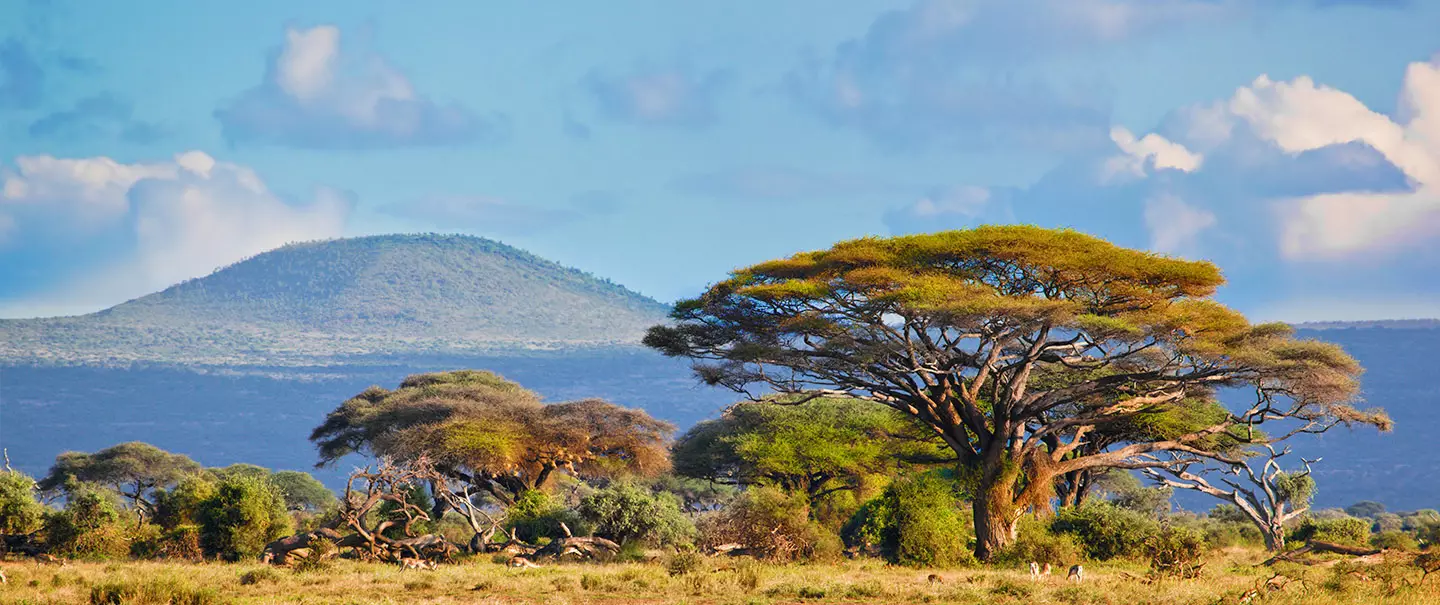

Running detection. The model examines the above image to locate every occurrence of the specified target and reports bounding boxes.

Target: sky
[1,0,1438,321]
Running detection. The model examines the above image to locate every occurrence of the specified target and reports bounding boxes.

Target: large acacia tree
[37,442,201,520]
[310,370,674,507]
[645,226,1387,560]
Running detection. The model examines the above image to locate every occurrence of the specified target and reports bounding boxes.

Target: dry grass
[1,550,1439,604]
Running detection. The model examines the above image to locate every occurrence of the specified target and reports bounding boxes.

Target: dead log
[1264,540,1383,566]
[533,536,621,561]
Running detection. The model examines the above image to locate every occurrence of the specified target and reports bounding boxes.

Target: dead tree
[1144,444,1318,552]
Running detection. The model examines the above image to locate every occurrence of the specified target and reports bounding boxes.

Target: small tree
[311,370,673,506]
[579,482,695,547]
[1144,444,1318,551]
[270,470,337,512]
[38,442,201,520]
[0,469,45,535]
[198,474,293,561]
[672,396,948,503]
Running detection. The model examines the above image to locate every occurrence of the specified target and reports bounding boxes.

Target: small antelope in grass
[398,557,437,571]
[1043,563,1052,576]
[927,573,943,585]
[1067,564,1084,583]
[1029,561,1041,579]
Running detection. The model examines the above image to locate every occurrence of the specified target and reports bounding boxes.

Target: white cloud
[584,64,732,129]
[215,25,504,148]
[1144,193,1215,255]
[1103,126,1204,181]
[0,152,350,316]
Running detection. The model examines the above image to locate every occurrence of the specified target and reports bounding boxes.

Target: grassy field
[3,550,1440,605]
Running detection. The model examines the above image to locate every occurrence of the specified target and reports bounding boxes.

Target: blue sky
[1,0,1438,321]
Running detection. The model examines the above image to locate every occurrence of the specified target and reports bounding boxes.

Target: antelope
[0,568,7,584]
[927,573,943,585]
[1043,563,1052,576]
[508,556,541,569]
[36,554,65,566]
[399,558,437,571]
[1029,561,1041,579]
[1067,564,1084,583]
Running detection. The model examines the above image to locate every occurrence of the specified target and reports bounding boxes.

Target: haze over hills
[0,234,671,365]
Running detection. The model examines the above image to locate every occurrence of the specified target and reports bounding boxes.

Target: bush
[44,486,130,559]
[238,567,281,586]
[579,482,696,547]
[130,524,205,561]
[1145,525,1206,578]
[0,470,45,534]
[1052,501,1158,560]
[666,550,706,576]
[506,490,588,543]
[1370,530,1418,551]
[699,486,840,562]
[153,475,218,530]
[1290,516,1370,547]
[842,474,974,567]
[1195,519,1262,549]
[198,475,293,561]
[994,518,1083,566]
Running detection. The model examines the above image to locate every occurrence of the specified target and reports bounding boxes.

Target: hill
[0,234,671,365]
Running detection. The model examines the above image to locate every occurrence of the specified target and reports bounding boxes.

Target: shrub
[130,524,204,561]
[1196,519,1262,549]
[699,486,840,562]
[198,475,293,561]
[291,538,337,574]
[579,482,696,547]
[666,550,706,576]
[1290,516,1370,547]
[842,474,974,567]
[1144,525,1206,578]
[0,470,45,534]
[238,567,281,586]
[506,490,588,543]
[1345,500,1386,519]
[44,486,130,559]
[153,474,218,530]
[1370,530,1418,551]
[1052,501,1158,560]
[994,518,1083,566]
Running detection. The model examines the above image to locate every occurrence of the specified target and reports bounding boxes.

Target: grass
[1,551,1439,604]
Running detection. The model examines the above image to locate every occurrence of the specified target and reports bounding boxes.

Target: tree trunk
[1262,523,1286,552]
[972,473,1020,562]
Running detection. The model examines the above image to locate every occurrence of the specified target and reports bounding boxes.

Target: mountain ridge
[0,234,671,366]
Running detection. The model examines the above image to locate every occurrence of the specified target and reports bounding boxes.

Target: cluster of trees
[0,226,1405,569]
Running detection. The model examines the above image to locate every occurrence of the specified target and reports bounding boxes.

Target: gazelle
[399,557,437,571]
[1067,565,1084,583]
[1029,561,1041,579]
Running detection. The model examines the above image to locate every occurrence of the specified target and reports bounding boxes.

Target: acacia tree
[37,442,201,520]
[645,226,1388,560]
[1144,445,1319,551]
[310,370,674,507]
[673,396,949,501]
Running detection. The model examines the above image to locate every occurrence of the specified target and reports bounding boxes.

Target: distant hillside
[0,234,671,365]
[1294,319,1440,330]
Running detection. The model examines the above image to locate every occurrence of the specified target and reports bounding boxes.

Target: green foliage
[238,567,282,586]
[268,470,336,512]
[1095,470,1172,518]
[842,474,974,568]
[88,576,221,605]
[1370,530,1418,551]
[38,442,201,514]
[0,469,45,534]
[994,518,1083,566]
[44,485,130,559]
[0,234,671,365]
[153,475,218,530]
[1052,501,1159,560]
[505,490,587,543]
[699,486,841,562]
[1291,516,1371,546]
[579,482,695,547]
[672,396,946,505]
[1272,472,1317,508]
[197,475,293,561]
[1144,525,1206,578]
[1207,504,1249,524]
[666,551,706,576]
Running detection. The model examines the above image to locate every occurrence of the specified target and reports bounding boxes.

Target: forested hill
[0,234,671,365]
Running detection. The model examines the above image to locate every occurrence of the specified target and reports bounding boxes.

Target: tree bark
[972,470,1020,562]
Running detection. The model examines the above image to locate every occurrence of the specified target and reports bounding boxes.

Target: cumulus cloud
[584,63,733,129]
[1102,126,1204,182]
[215,25,507,148]
[1143,193,1215,255]
[0,151,350,316]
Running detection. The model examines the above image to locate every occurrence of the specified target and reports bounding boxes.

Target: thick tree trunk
[972,474,1020,562]
[1262,523,1286,552]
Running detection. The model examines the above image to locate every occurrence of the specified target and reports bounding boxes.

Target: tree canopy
[37,442,201,518]
[310,370,674,505]
[645,225,1389,560]
[672,395,949,500]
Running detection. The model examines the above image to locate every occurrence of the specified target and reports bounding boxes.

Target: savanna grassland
[5,552,1440,605]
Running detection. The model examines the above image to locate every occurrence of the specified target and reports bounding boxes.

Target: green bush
[153,475,218,530]
[842,474,973,567]
[44,486,130,559]
[994,518,1083,566]
[1370,530,1418,551]
[1196,519,1263,549]
[1052,501,1158,560]
[699,486,840,562]
[666,550,706,576]
[1144,525,1206,578]
[238,567,281,586]
[198,475,293,561]
[505,490,588,543]
[0,470,45,534]
[1290,516,1370,547]
[579,482,696,547]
